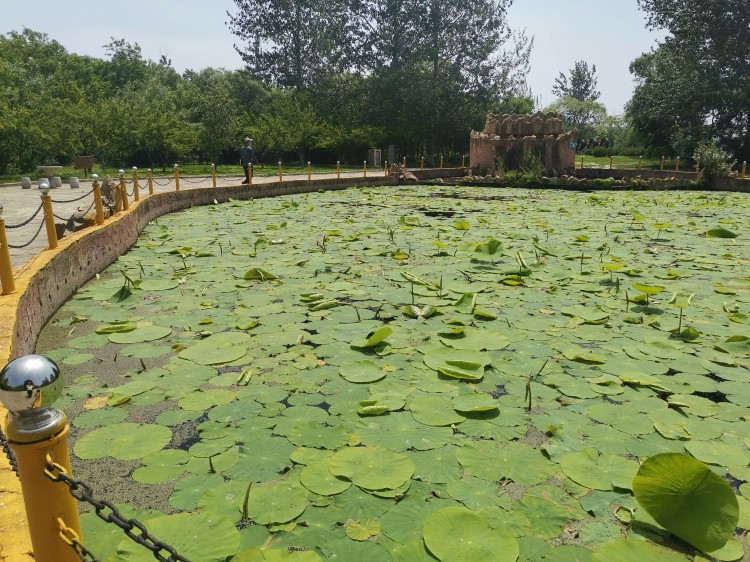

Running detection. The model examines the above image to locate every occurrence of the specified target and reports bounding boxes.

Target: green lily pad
[74,423,172,460]
[423,506,519,562]
[178,331,251,365]
[108,325,172,344]
[339,360,387,383]
[633,453,739,553]
[591,538,690,562]
[351,326,393,348]
[246,480,308,524]
[329,446,414,490]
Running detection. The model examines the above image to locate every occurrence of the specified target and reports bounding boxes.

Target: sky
[2,0,666,115]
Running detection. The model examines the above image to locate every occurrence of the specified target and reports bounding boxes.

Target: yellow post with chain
[402,157,406,168]
[119,171,129,211]
[421,157,424,170]
[0,355,82,562]
[638,156,642,170]
[461,155,465,169]
[211,164,217,188]
[660,156,665,171]
[384,161,388,177]
[39,183,58,250]
[741,161,747,179]
[147,169,154,195]
[695,158,700,173]
[174,164,180,191]
[307,161,311,181]
[0,205,16,294]
[337,161,340,179]
[609,156,613,170]
[580,155,584,170]
[440,156,444,169]
[675,157,680,172]
[92,175,104,226]
[132,167,140,201]
[363,160,367,178]
[249,164,254,185]
[278,162,283,182]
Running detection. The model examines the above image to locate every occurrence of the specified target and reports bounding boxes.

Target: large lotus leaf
[684,440,750,467]
[457,441,555,485]
[351,326,393,348]
[178,331,251,365]
[140,279,180,291]
[319,540,392,562]
[391,541,439,562]
[706,227,739,238]
[447,476,507,511]
[329,446,414,490]
[633,453,739,552]
[246,480,308,524]
[339,360,387,383]
[225,437,296,482]
[440,328,511,351]
[108,325,172,344]
[409,446,463,484]
[74,423,171,460]
[409,396,466,426]
[133,449,189,484]
[169,473,225,510]
[560,449,639,491]
[300,460,352,496]
[591,538,690,562]
[111,512,240,561]
[287,421,350,449]
[178,389,237,411]
[73,407,129,429]
[423,506,519,562]
[452,393,498,412]
[515,497,570,539]
[560,305,609,324]
[263,549,323,561]
[358,412,453,451]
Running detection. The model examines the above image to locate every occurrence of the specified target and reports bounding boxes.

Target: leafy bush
[693,140,736,177]
[520,152,544,179]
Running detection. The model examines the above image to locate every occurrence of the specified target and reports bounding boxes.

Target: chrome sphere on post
[0,355,66,442]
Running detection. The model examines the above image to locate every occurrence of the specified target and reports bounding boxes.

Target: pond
[37,186,750,561]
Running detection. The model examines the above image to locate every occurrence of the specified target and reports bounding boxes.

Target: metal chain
[8,218,45,249]
[51,189,95,204]
[5,202,44,229]
[44,460,191,562]
[127,188,134,197]
[152,178,174,186]
[178,176,207,184]
[0,424,19,476]
[57,517,101,561]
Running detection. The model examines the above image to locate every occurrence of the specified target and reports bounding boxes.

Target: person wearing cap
[240,137,259,184]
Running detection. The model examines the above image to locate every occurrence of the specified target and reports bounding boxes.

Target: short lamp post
[0,355,81,562]
[39,183,58,250]
[0,203,17,294]
[91,174,105,225]
[132,167,140,201]
[118,170,128,211]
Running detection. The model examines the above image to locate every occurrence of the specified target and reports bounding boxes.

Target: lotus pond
[37,185,750,562]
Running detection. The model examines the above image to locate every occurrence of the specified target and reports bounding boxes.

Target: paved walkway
[1,171,370,271]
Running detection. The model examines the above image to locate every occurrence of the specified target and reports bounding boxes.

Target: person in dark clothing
[240,137,259,184]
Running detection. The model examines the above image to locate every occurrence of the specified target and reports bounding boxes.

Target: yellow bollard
[461,155,465,169]
[278,161,283,182]
[384,160,388,177]
[40,184,58,250]
[147,169,154,195]
[440,157,444,169]
[675,157,680,172]
[132,167,140,201]
[741,161,747,179]
[638,156,643,170]
[307,161,311,181]
[174,164,180,191]
[363,160,367,178]
[695,158,700,173]
[0,355,82,562]
[119,172,129,211]
[421,157,424,170]
[609,156,613,170]
[92,175,104,225]
[580,155,584,170]
[337,161,340,179]
[249,164,254,185]
[0,211,16,294]
[660,156,665,171]
[211,164,217,188]
[402,157,406,168]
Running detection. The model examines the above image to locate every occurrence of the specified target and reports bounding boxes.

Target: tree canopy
[629,0,750,160]
[552,60,600,102]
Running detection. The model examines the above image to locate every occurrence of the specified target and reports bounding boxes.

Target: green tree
[544,97,606,140]
[632,0,750,160]
[552,60,600,101]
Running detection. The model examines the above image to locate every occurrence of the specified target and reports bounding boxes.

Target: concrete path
[1,171,371,271]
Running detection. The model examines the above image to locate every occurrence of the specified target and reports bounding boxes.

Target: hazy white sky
[2,0,665,114]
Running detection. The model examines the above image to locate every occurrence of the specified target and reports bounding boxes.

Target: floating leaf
[329,446,414,490]
[351,326,392,348]
[74,423,172,460]
[633,453,739,552]
[706,227,739,238]
[243,267,279,280]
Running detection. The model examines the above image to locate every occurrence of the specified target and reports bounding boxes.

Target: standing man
[240,137,259,184]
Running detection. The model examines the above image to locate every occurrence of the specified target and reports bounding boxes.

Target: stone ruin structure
[469,112,577,177]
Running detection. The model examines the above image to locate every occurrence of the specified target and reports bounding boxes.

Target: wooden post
[211,164,217,188]
[0,212,16,294]
[307,161,311,181]
[132,167,140,201]
[363,160,367,178]
[278,162,283,181]
[147,169,154,195]
[337,161,340,179]
[174,164,180,191]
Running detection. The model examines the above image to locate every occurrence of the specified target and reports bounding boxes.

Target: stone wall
[470,112,577,177]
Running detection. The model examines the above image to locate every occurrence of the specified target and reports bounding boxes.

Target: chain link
[0,424,19,476]
[57,517,101,561]
[5,202,44,229]
[51,189,95,204]
[152,178,174,186]
[44,459,191,562]
[8,218,45,249]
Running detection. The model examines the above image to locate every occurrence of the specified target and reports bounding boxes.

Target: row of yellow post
[577,155,748,178]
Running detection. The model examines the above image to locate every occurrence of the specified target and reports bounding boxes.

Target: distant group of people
[577,137,610,152]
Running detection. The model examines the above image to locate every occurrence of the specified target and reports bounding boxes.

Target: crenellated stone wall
[470,112,577,177]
